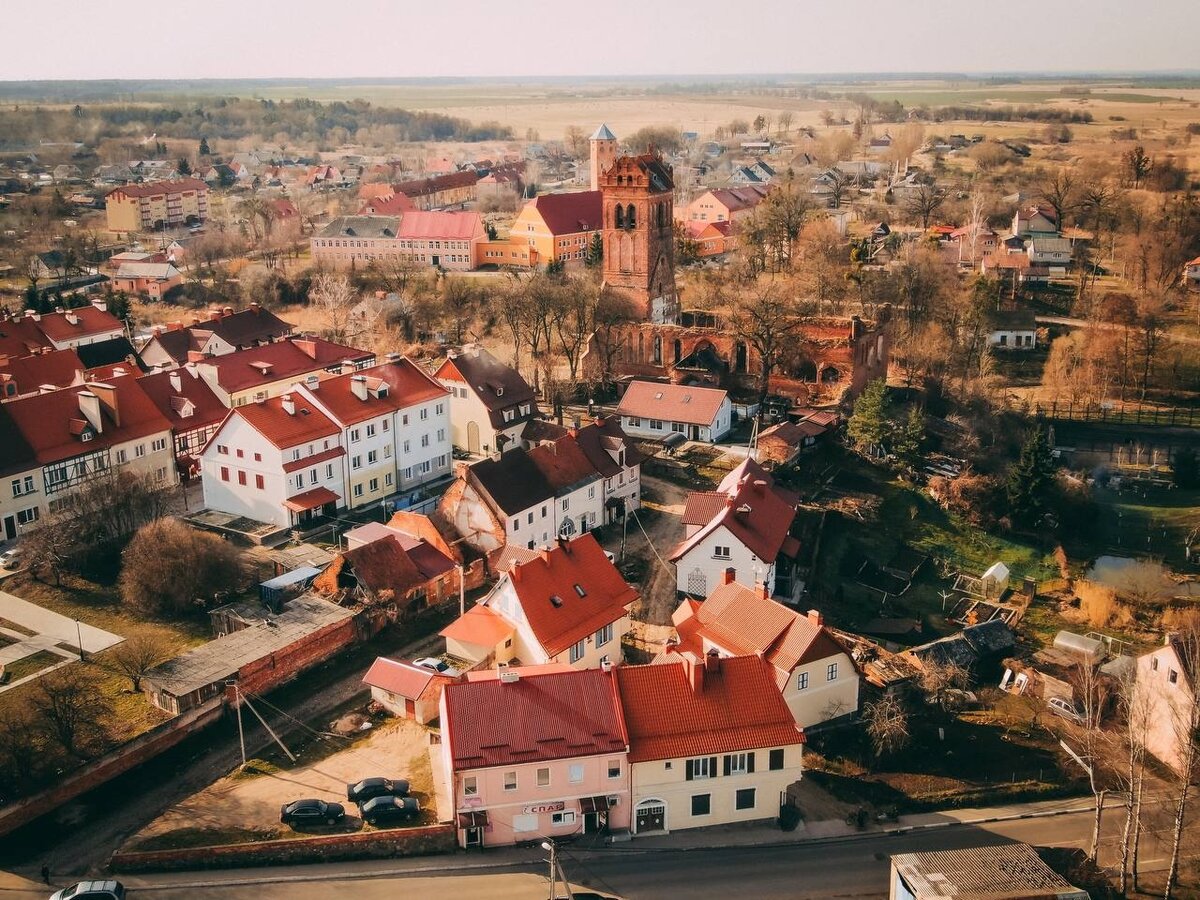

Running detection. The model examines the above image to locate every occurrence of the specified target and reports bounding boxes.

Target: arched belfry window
[626,204,636,229]
[615,205,624,228]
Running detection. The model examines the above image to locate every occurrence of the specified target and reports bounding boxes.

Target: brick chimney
[187,350,205,363]
[208,309,222,322]
[685,653,704,693]
[249,301,261,314]
[350,375,368,401]
[759,581,770,600]
[539,545,553,565]
[807,609,824,626]
[704,648,721,674]
[281,393,295,415]
[723,567,736,586]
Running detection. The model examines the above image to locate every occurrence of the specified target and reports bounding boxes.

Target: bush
[119,518,245,616]
[1173,447,1199,489]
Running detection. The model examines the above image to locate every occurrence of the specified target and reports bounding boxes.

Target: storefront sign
[523,801,566,814]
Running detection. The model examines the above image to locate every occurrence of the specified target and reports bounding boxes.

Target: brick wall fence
[109,823,457,873]
[0,698,224,839]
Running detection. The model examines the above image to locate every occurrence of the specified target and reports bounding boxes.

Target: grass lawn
[1,650,63,682]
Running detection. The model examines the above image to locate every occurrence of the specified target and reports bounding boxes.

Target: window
[152,438,167,452]
[503,409,515,423]
[403,440,411,453]
[536,767,551,787]
[352,455,362,469]
[350,428,360,443]
[769,749,785,771]
[436,402,444,414]
[551,810,576,826]
[382,420,389,432]
[420,408,428,421]
[686,757,715,780]
[385,472,393,487]
[353,484,364,498]
[421,434,429,448]
[367,450,378,464]
[437,428,445,442]
[369,478,378,492]
[11,476,33,497]
[463,776,478,796]
[649,419,663,430]
[691,794,711,817]
[588,485,596,499]
[366,423,376,438]
[797,672,809,691]
[310,469,318,485]
[255,474,264,490]
[384,445,392,459]
[568,763,584,783]
[237,470,247,486]
[16,507,39,526]
[503,771,517,791]
[713,546,731,560]
[220,466,230,482]
[826,662,838,682]
[562,497,569,511]
[254,452,262,461]
[1151,658,1159,671]
[292,448,301,461]
[1169,669,1179,684]
[217,444,229,455]
[569,639,586,664]
[596,623,613,647]
[115,449,127,464]
[326,464,334,479]
[135,444,146,458]
[607,759,621,779]
[724,752,754,776]
[735,788,756,811]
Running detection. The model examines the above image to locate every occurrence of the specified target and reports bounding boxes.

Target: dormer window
[574,584,586,598]
[80,430,94,442]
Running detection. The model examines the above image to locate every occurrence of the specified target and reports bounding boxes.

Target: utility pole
[458,563,466,617]
[619,497,628,563]
[230,682,247,769]
[540,839,574,900]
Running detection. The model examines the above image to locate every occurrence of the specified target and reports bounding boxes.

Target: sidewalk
[0,590,123,653]
[111,792,1101,890]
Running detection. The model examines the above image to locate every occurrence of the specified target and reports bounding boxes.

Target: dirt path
[628,473,687,626]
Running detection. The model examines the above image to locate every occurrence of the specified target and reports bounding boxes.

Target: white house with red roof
[291,356,452,504]
[669,458,801,600]
[440,533,635,671]
[199,392,346,529]
[362,657,456,725]
[668,576,859,727]
[614,652,804,835]
[0,378,174,540]
[1132,634,1197,776]
[193,335,375,407]
[439,666,631,847]
[137,365,229,474]
[435,344,538,456]
[0,305,125,353]
[616,380,731,443]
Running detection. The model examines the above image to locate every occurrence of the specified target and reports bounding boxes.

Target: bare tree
[33,667,113,758]
[776,111,794,136]
[826,168,854,209]
[119,518,245,616]
[106,634,173,692]
[1114,663,1152,894]
[0,706,40,793]
[918,658,970,709]
[308,272,359,344]
[725,281,805,406]
[863,693,911,757]
[903,182,947,230]
[1037,168,1078,233]
[1068,657,1115,861]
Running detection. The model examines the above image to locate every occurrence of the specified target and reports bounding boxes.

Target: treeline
[0,97,513,150]
[911,104,1094,124]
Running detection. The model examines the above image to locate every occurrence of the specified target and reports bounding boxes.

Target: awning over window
[283,486,340,512]
[458,810,489,828]
[579,796,611,814]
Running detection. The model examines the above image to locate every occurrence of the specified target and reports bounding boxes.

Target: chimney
[169,371,182,393]
[223,306,233,317]
[168,320,184,331]
[499,670,520,684]
[759,582,770,600]
[293,338,318,360]
[685,654,704,693]
[704,649,721,674]
[186,350,205,363]
[89,383,120,426]
[807,609,824,627]
[305,374,320,390]
[385,352,402,363]
[208,309,222,322]
[600,659,614,673]
[723,567,736,586]
[91,297,108,313]
[65,311,79,326]
[281,393,295,415]
[24,309,40,322]
[350,375,368,401]
[340,361,357,375]
[151,325,163,338]
[249,301,260,314]
[539,546,553,565]
[78,391,103,433]
[191,315,202,326]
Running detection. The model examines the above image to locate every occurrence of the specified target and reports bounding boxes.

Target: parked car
[1047,696,1086,725]
[413,657,451,673]
[347,777,410,804]
[279,798,346,827]
[360,795,421,827]
[0,548,22,571]
[49,882,125,900]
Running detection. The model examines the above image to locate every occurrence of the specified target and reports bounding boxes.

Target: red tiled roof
[3,379,171,466]
[681,491,727,527]
[669,459,799,564]
[615,655,803,762]
[269,199,299,218]
[393,170,478,197]
[358,182,396,201]
[443,667,627,769]
[305,358,447,426]
[0,349,84,394]
[395,210,483,240]
[281,445,345,473]
[708,186,770,212]
[358,192,416,215]
[362,657,445,701]
[283,485,340,511]
[676,582,853,690]
[440,604,515,648]
[106,178,208,199]
[201,337,373,393]
[34,307,124,343]
[137,367,227,431]
[501,533,636,657]
[0,316,54,357]
[228,394,341,449]
[525,190,602,236]
[617,381,728,428]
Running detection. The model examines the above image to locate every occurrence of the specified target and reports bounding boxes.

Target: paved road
[1036,314,1200,345]
[20,805,1190,900]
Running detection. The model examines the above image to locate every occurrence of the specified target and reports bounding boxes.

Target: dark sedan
[360,795,421,827]
[346,777,410,804]
[279,798,346,828]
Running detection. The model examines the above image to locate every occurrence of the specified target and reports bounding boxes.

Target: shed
[259,566,322,611]
[1052,630,1104,664]
[363,656,455,725]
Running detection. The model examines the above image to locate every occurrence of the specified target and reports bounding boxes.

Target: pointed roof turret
[591,123,616,141]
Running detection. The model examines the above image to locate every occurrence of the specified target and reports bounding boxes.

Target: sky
[2,0,1197,81]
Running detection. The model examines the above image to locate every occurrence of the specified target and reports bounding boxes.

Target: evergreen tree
[1006,425,1056,527]
[177,157,192,176]
[198,136,210,157]
[586,231,604,266]
[485,222,498,241]
[847,378,888,455]
[892,405,925,471]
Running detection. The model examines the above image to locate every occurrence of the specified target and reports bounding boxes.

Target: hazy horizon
[3,0,1196,82]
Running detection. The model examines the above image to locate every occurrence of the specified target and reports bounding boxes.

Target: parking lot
[126,716,437,850]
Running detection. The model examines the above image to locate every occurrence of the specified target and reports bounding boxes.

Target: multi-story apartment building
[503,190,602,268]
[105,178,209,233]
[192,336,375,407]
[198,357,451,528]
[139,305,294,369]
[292,357,452,503]
[0,305,125,356]
[311,212,485,271]
[434,345,538,455]
[137,366,229,472]
[0,378,174,540]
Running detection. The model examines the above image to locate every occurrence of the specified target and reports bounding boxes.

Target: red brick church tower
[600,149,678,324]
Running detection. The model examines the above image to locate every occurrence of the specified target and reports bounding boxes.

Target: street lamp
[75,619,85,661]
